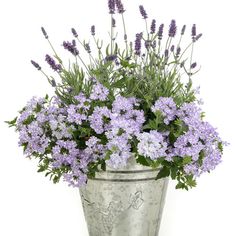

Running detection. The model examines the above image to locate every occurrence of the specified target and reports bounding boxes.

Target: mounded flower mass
[7,0,227,190]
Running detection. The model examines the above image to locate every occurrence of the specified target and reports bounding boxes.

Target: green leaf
[182,156,192,165]
[176,182,186,190]
[5,117,17,127]
[156,166,170,180]
[218,142,224,153]
[22,115,35,125]
[101,161,106,171]
[112,77,126,88]
[136,155,151,167]
[170,166,178,179]
[37,165,47,173]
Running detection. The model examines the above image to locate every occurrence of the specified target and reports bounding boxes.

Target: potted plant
[6,1,227,235]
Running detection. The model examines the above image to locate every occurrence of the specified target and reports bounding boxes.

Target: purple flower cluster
[15,91,225,188]
[149,98,224,176]
[89,106,111,134]
[137,131,168,160]
[89,96,145,168]
[151,97,177,124]
[90,81,109,101]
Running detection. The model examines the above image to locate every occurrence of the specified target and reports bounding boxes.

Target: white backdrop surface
[0,0,235,235]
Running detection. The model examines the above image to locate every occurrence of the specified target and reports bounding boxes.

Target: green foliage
[5,117,17,127]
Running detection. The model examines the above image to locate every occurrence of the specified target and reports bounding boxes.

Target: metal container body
[80,157,168,236]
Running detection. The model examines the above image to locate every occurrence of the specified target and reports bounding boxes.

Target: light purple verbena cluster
[16,92,225,188]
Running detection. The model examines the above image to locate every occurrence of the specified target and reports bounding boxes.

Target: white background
[0,0,235,235]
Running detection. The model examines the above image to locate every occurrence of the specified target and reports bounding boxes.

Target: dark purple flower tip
[112,17,116,27]
[150,19,156,34]
[139,5,148,19]
[158,24,164,40]
[191,62,197,69]
[41,27,48,39]
[85,43,91,53]
[181,25,186,35]
[115,0,125,14]
[105,54,117,62]
[45,54,62,72]
[51,79,57,87]
[108,0,115,14]
[63,41,79,56]
[31,60,41,70]
[194,33,203,42]
[71,28,78,38]
[152,40,157,49]
[170,45,175,52]
[176,47,181,57]
[67,87,73,93]
[135,32,143,56]
[169,19,177,37]
[164,49,169,58]
[145,40,152,49]
[91,25,95,36]
[192,24,196,38]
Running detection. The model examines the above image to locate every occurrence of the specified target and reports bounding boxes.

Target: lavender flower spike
[45,54,62,72]
[181,25,186,35]
[194,33,202,42]
[84,43,91,53]
[71,28,78,38]
[192,24,196,38]
[31,60,41,70]
[158,24,164,40]
[115,0,125,14]
[63,41,79,56]
[139,5,148,19]
[169,20,177,37]
[135,33,142,56]
[108,0,115,14]
[170,45,175,52]
[91,25,95,36]
[41,27,48,39]
[150,19,156,34]
[191,62,197,69]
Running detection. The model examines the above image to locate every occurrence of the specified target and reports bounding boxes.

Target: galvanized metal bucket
[79,157,168,236]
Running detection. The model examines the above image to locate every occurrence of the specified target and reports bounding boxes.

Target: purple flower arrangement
[6,1,227,190]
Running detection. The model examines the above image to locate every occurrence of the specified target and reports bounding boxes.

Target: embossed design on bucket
[80,157,168,236]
